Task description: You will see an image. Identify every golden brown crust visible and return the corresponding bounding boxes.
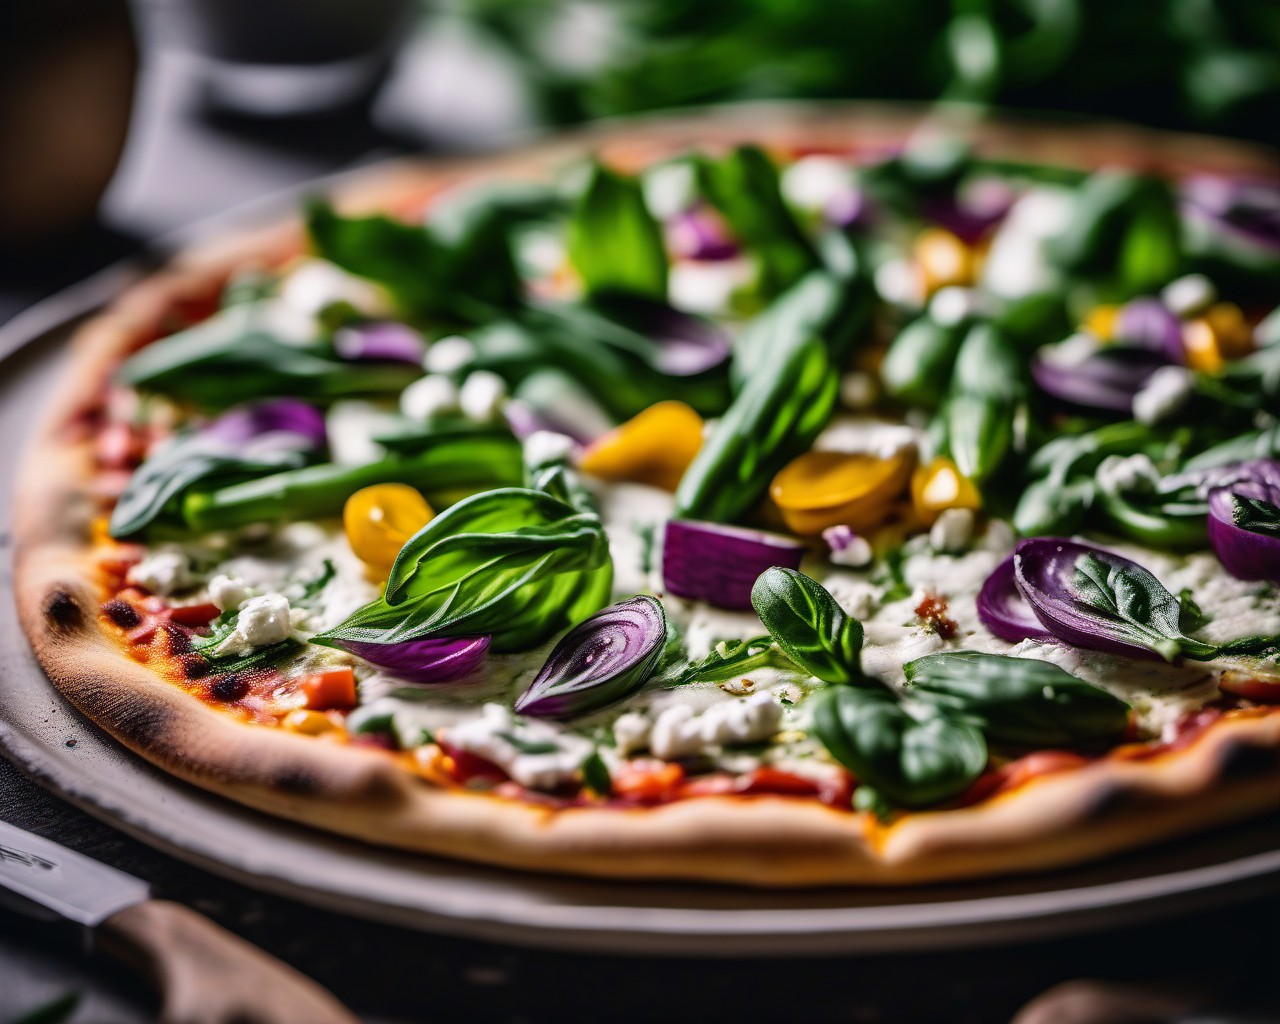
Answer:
[13,104,1280,887]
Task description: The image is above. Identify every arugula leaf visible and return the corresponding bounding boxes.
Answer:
[567,162,667,300]
[694,145,819,299]
[109,432,308,539]
[750,568,865,686]
[904,651,1130,745]
[811,687,987,808]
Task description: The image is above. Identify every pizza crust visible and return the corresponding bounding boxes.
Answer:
[13,105,1280,886]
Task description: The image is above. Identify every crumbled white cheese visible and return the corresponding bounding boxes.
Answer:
[698,692,784,747]
[523,429,576,469]
[980,188,1074,299]
[279,258,391,318]
[823,525,874,568]
[423,335,476,375]
[325,400,394,466]
[669,258,755,315]
[781,155,855,213]
[126,549,193,597]
[1133,366,1194,425]
[1038,331,1101,369]
[207,574,253,613]
[1096,453,1160,495]
[1160,274,1215,318]
[442,704,592,790]
[649,705,705,761]
[928,286,989,327]
[612,712,653,757]
[873,258,923,308]
[458,371,508,422]
[400,374,460,422]
[929,507,975,553]
[214,593,293,656]
[643,161,697,220]
[838,372,877,410]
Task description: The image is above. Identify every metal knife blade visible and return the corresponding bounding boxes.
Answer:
[0,819,150,928]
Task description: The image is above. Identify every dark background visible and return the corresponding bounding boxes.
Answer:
[2,2,1278,1021]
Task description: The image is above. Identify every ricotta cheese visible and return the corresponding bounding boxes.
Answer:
[441,704,592,790]
[400,374,460,422]
[214,593,293,656]
[1133,366,1193,425]
[126,549,193,597]
[207,574,252,612]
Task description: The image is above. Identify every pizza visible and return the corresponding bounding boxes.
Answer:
[14,107,1280,886]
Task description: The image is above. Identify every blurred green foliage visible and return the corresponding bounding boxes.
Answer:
[454,0,1280,144]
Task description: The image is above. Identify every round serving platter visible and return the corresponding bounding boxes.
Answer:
[2,104,1279,956]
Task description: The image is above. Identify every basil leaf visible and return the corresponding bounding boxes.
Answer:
[811,687,987,808]
[567,162,667,301]
[1071,552,1192,661]
[1232,494,1280,537]
[117,302,418,411]
[191,613,301,673]
[580,750,612,796]
[109,433,307,538]
[694,145,819,299]
[675,333,838,523]
[751,568,864,685]
[1177,588,1212,633]
[1184,423,1280,473]
[904,651,1130,745]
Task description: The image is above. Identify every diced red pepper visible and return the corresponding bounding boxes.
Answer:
[437,741,508,785]
[612,761,686,803]
[1218,671,1280,704]
[296,667,357,711]
[164,602,221,627]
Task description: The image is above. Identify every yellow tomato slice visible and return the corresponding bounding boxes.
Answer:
[770,449,913,535]
[343,483,434,573]
[579,400,704,492]
[911,456,982,525]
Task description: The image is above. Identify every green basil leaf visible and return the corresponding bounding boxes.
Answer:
[1177,588,1212,633]
[675,333,838,523]
[661,635,792,687]
[1232,494,1280,537]
[811,687,987,808]
[750,568,864,685]
[904,651,1130,745]
[880,313,967,409]
[694,145,819,299]
[580,750,613,796]
[567,162,667,301]
[1184,423,1280,473]
[1071,552,1195,661]
[109,433,307,539]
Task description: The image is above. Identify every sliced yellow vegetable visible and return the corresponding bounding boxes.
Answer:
[1084,304,1120,342]
[1183,302,1253,372]
[281,709,341,736]
[914,228,977,295]
[343,483,434,574]
[770,448,914,535]
[579,400,703,492]
[911,456,982,525]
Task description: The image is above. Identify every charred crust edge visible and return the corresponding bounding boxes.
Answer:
[43,588,84,633]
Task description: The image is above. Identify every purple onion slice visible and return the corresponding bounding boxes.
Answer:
[334,322,429,364]
[666,206,739,261]
[977,554,1059,644]
[203,398,327,450]
[1181,176,1280,253]
[1013,538,1185,662]
[514,597,667,719]
[593,293,733,377]
[1030,346,1170,415]
[340,635,490,684]
[663,519,806,611]
[1207,459,1280,582]
[1115,298,1185,362]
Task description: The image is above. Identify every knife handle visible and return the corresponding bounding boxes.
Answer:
[98,899,359,1024]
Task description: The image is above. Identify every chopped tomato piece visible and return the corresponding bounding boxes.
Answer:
[296,667,357,711]
[612,761,685,803]
[164,602,221,627]
[957,750,1090,805]
[437,742,508,785]
[1219,671,1280,705]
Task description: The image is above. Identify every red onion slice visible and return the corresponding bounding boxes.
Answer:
[203,398,326,450]
[514,596,667,719]
[1207,459,1280,582]
[1116,298,1185,363]
[334,322,429,364]
[663,519,806,611]
[666,206,739,261]
[977,554,1059,644]
[1030,346,1169,415]
[340,635,490,684]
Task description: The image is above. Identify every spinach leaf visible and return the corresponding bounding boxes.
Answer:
[567,162,667,300]
[675,333,837,523]
[580,750,613,796]
[750,568,865,685]
[1232,494,1280,537]
[1070,551,1198,661]
[694,145,819,299]
[811,687,987,808]
[904,651,1130,745]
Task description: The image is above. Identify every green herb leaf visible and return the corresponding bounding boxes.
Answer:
[580,750,613,796]
[662,635,792,687]
[1231,494,1280,537]
[694,145,819,299]
[750,568,865,685]
[811,687,987,808]
[567,162,667,300]
[904,651,1130,745]
[1072,552,1194,661]
[1177,588,1212,633]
